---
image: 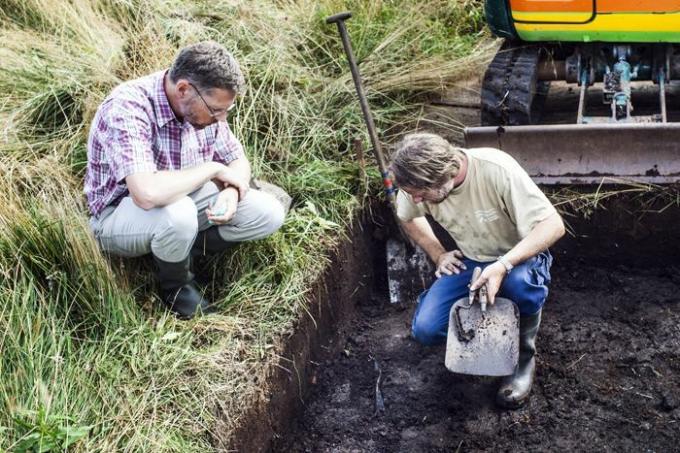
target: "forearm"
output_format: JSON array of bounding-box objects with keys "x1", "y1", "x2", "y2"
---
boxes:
[
  {"x1": 128, "y1": 162, "x2": 223, "y2": 209},
  {"x1": 401, "y1": 217, "x2": 446, "y2": 263},
  {"x1": 211, "y1": 157, "x2": 250, "y2": 191},
  {"x1": 503, "y1": 212, "x2": 566, "y2": 266},
  {"x1": 228, "y1": 157, "x2": 251, "y2": 183}
]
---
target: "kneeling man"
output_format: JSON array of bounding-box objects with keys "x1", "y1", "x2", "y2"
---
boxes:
[{"x1": 390, "y1": 133, "x2": 565, "y2": 408}]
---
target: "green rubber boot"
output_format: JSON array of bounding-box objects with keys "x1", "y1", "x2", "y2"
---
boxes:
[{"x1": 496, "y1": 309, "x2": 542, "y2": 409}]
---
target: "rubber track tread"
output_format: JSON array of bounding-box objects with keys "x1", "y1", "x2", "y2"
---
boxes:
[
  {"x1": 481, "y1": 43, "x2": 549, "y2": 126},
  {"x1": 481, "y1": 44, "x2": 516, "y2": 126}
]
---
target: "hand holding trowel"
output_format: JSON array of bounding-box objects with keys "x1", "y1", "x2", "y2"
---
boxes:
[
  {"x1": 468, "y1": 267, "x2": 490, "y2": 312},
  {"x1": 445, "y1": 266, "x2": 520, "y2": 376}
]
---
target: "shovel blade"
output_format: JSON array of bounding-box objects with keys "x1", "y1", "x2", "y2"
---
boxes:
[
  {"x1": 464, "y1": 123, "x2": 680, "y2": 184},
  {"x1": 445, "y1": 297, "x2": 520, "y2": 376},
  {"x1": 386, "y1": 238, "x2": 434, "y2": 304}
]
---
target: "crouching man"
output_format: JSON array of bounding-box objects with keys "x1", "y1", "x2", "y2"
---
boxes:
[
  {"x1": 84, "y1": 41, "x2": 285, "y2": 319},
  {"x1": 390, "y1": 133, "x2": 565, "y2": 408}
]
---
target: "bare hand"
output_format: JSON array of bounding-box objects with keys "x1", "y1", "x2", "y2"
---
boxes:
[
  {"x1": 207, "y1": 187, "x2": 239, "y2": 225},
  {"x1": 435, "y1": 250, "x2": 467, "y2": 278},
  {"x1": 214, "y1": 167, "x2": 249, "y2": 201},
  {"x1": 469, "y1": 261, "x2": 507, "y2": 305}
]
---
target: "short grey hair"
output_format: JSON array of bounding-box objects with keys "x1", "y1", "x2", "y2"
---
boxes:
[
  {"x1": 390, "y1": 133, "x2": 462, "y2": 189},
  {"x1": 169, "y1": 41, "x2": 246, "y2": 95}
]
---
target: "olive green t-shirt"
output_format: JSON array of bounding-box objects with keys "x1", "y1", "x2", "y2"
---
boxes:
[{"x1": 396, "y1": 147, "x2": 557, "y2": 262}]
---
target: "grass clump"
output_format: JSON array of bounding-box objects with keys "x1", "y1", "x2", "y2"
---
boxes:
[{"x1": 0, "y1": 0, "x2": 489, "y2": 450}]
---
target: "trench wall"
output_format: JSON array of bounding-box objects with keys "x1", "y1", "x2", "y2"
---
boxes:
[
  {"x1": 222, "y1": 193, "x2": 680, "y2": 451},
  {"x1": 223, "y1": 213, "x2": 381, "y2": 452}
]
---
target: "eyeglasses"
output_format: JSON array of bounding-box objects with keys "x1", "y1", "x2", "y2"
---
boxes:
[{"x1": 188, "y1": 82, "x2": 235, "y2": 118}]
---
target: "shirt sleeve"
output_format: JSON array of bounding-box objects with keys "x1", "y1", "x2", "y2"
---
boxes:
[
  {"x1": 396, "y1": 189, "x2": 427, "y2": 222},
  {"x1": 500, "y1": 159, "x2": 557, "y2": 238},
  {"x1": 212, "y1": 121, "x2": 245, "y2": 165},
  {"x1": 105, "y1": 99, "x2": 157, "y2": 183}
]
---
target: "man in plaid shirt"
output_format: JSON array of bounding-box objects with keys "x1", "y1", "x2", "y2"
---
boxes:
[{"x1": 85, "y1": 41, "x2": 286, "y2": 319}]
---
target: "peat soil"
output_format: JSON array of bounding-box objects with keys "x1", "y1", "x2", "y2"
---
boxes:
[{"x1": 279, "y1": 247, "x2": 680, "y2": 452}]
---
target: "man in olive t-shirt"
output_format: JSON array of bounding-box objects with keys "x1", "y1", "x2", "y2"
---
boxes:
[{"x1": 390, "y1": 132, "x2": 565, "y2": 409}]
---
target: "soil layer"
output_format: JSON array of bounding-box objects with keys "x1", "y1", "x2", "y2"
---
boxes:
[
  {"x1": 279, "y1": 246, "x2": 680, "y2": 452},
  {"x1": 222, "y1": 216, "x2": 378, "y2": 452}
]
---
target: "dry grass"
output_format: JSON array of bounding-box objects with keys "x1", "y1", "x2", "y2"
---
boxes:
[{"x1": 0, "y1": 0, "x2": 492, "y2": 451}]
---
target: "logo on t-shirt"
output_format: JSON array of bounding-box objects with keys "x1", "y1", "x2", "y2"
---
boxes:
[{"x1": 475, "y1": 209, "x2": 500, "y2": 223}]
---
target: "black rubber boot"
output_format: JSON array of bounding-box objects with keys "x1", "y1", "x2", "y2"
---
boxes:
[
  {"x1": 191, "y1": 227, "x2": 237, "y2": 257},
  {"x1": 154, "y1": 255, "x2": 211, "y2": 319},
  {"x1": 496, "y1": 309, "x2": 542, "y2": 409},
  {"x1": 190, "y1": 227, "x2": 238, "y2": 287}
]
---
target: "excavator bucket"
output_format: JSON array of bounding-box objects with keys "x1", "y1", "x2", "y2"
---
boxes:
[{"x1": 464, "y1": 123, "x2": 680, "y2": 185}]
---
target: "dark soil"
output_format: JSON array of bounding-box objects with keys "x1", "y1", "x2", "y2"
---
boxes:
[
  {"x1": 272, "y1": 79, "x2": 680, "y2": 453},
  {"x1": 279, "y1": 249, "x2": 680, "y2": 452}
]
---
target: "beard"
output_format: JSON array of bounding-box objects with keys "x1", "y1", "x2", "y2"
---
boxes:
[
  {"x1": 428, "y1": 187, "x2": 453, "y2": 204},
  {"x1": 183, "y1": 106, "x2": 212, "y2": 130},
  {"x1": 187, "y1": 114, "x2": 209, "y2": 130}
]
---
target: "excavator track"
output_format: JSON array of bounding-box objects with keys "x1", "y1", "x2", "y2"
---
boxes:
[{"x1": 481, "y1": 44, "x2": 549, "y2": 126}]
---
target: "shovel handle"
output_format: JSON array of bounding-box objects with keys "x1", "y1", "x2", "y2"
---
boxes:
[
  {"x1": 326, "y1": 11, "x2": 352, "y2": 24},
  {"x1": 479, "y1": 284, "x2": 488, "y2": 312},
  {"x1": 326, "y1": 10, "x2": 396, "y2": 210},
  {"x1": 468, "y1": 266, "x2": 482, "y2": 305},
  {"x1": 471, "y1": 266, "x2": 482, "y2": 284}
]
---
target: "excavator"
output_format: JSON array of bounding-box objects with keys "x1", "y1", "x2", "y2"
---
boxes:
[{"x1": 466, "y1": 1, "x2": 680, "y2": 184}]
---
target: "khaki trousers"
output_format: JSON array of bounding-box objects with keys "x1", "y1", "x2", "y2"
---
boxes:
[{"x1": 89, "y1": 182, "x2": 285, "y2": 263}]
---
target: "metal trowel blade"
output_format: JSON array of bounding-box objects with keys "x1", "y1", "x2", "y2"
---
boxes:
[{"x1": 445, "y1": 297, "x2": 520, "y2": 376}]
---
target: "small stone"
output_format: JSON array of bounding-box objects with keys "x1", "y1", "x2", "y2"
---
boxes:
[{"x1": 661, "y1": 392, "x2": 680, "y2": 411}]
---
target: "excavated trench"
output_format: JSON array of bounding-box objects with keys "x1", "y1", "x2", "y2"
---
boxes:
[
  {"x1": 227, "y1": 85, "x2": 680, "y2": 452},
  {"x1": 258, "y1": 198, "x2": 680, "y2": 453}
]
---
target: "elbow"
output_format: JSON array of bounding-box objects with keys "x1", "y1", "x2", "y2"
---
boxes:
[
  {"x1": 554, "y1": 213, "x2": 566, "y2": 239},
  {"x1": 126, "y1": 173, "x2": 162, "y2": 210},
  {"x1": 130, "y1": 188, "x2": 159, "y2": 210}
]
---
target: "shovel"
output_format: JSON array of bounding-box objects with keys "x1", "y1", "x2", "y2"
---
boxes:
[
  {"x1": 445, "y1": 267, "x2": 520, "y2": 376},
  {"x1": 327, "y1": 11, "x2": 433, "y2": 304}
]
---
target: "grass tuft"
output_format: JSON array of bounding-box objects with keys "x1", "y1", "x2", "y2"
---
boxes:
[{"x1": 0, "y1": 0, "x2": 489, "y2": 450}]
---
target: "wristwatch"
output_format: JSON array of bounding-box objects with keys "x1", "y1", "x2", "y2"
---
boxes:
[{"x1": 497, "y1": 255, "x2": 514, "y2": 274}]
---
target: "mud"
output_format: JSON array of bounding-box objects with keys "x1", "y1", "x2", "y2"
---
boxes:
[
  {"x1": 266, "y1": 79, "x2": 680, "y2": 452},
  {"x1": 278, "y1": 242, "x2": 680, "y2": 452},
  {"x1": 222, "y1": 217, "x2": 378, "y2": 452}
]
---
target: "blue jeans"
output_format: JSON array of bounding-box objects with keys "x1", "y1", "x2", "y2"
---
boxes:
[{"x1": 411, "y1": 251, "x2": 553, "y2": 346}]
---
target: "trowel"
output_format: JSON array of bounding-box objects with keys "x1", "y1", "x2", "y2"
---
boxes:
[{"x1": 445, "y1": 267, "x2": 520, "y2": 376}]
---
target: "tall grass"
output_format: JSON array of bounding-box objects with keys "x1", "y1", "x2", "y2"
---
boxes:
[{"x1": 0, "y1": 0, "x2": 489, "y2": 449}]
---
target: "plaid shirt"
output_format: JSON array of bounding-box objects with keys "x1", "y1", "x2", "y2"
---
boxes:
[{"x1": 84, "y1": 70, "x2": 244, "y2": 216}]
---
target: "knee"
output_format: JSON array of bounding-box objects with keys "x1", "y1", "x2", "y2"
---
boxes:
[
  {"x1": 500, "y1": 265, "x2": 548, "y2": 315},
  {"x1": 248, "y1": 192, "x2": 286, "y2": 239},
  {"x1": 501, "y1": 269, "x2": 529, "y2": 301},
  {"x1": 158, "y1": 197, "x2": 198, "y2": 242},
  {"x1": 411, "y1": 309, "x2": 444, "y2": 346},
  {"x1": 262, "y1": 198, "x2": 286, "y2": 236}
]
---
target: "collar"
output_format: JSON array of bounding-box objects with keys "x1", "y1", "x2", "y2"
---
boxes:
[
  {"x1": 152, "y1": 70, "x2": 179, "y2": 128},
  {"x1": 450, "y1": 149, "x2": 471, "y2": 195}
]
